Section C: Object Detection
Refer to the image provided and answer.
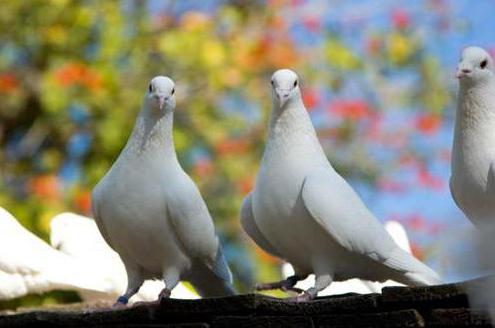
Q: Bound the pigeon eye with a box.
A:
[481,59,488,69]
[148,84,153,93]
[271,80,274,86]
[293,80,298,87]
[171,88,175,95]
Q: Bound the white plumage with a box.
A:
[92,76,235,305]
[241,69,440,300]
[50,212,199,302]
[281,220,413,295]
[450,46,495,227]
[0,207,110,300]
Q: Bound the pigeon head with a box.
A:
[456,47,494,84]
[270,69,301,108]
[147,76,176,111]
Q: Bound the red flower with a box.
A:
[54,62,102,90]
[215,138,249,156]
[291,0,305,6]
[237,177,253,195]
[377,178,407,193]
[253,243,281,264]
[28,175,61,201]
[0,73,19,92]
[410,242,424,260]
[302,16,321,32]
[193,159,215,177]
[392,9,410,30]
[417,165,444,190]
[75,190,92,215]
[415,114,441,135]
[406,214,426,231]
[329,100,373,121]
[302,88,320,111]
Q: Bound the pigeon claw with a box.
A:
[287,291,315,302]
[158,288,172,304]
[113,296,129,308]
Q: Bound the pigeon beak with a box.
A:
[456,65,472,79]
[275,88,291,107]
[156,95,167,110]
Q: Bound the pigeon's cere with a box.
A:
[241,69,441,301]
[92,76,235,306]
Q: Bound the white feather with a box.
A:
[281,220,413,295]
[0,208,110,300]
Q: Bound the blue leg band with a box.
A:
[116,296,128,304]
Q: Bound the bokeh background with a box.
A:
[0,0,492,308]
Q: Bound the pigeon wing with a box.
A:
[300,168,398,264]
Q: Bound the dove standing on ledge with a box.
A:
[92,76,235,306]
[450,47,495,227]
[241,69,440,301]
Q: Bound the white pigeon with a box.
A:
[92,76,235,306]
[0,207,110,300]
[450,46,495,227]
[241,69,440,301]
[281,220,413,296]
[50,212,199,302]
[450,47,495,319]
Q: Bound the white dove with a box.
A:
[241,69,440,301]
[50,212,199,302]
[450,46,495,227]
[92,76,235,306]
[0,207,110,300]
[281,220,413,296]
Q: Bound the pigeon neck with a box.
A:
[453,81,495,166]
[456,82,495,129]
[267,97,320,150]
[269,97,314,134]
[126,103,176,158]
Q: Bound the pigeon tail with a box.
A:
[385,247,441,286]
[187,246,236,298]
[189,277,236,298]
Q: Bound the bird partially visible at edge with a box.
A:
[450,46,495,227]
[0,207,110,300]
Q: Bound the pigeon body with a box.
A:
[0,207,109,300]
[450,46,495,226]
[242,69,440,300]
[50,212,199,302]
[92,76,235,305]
